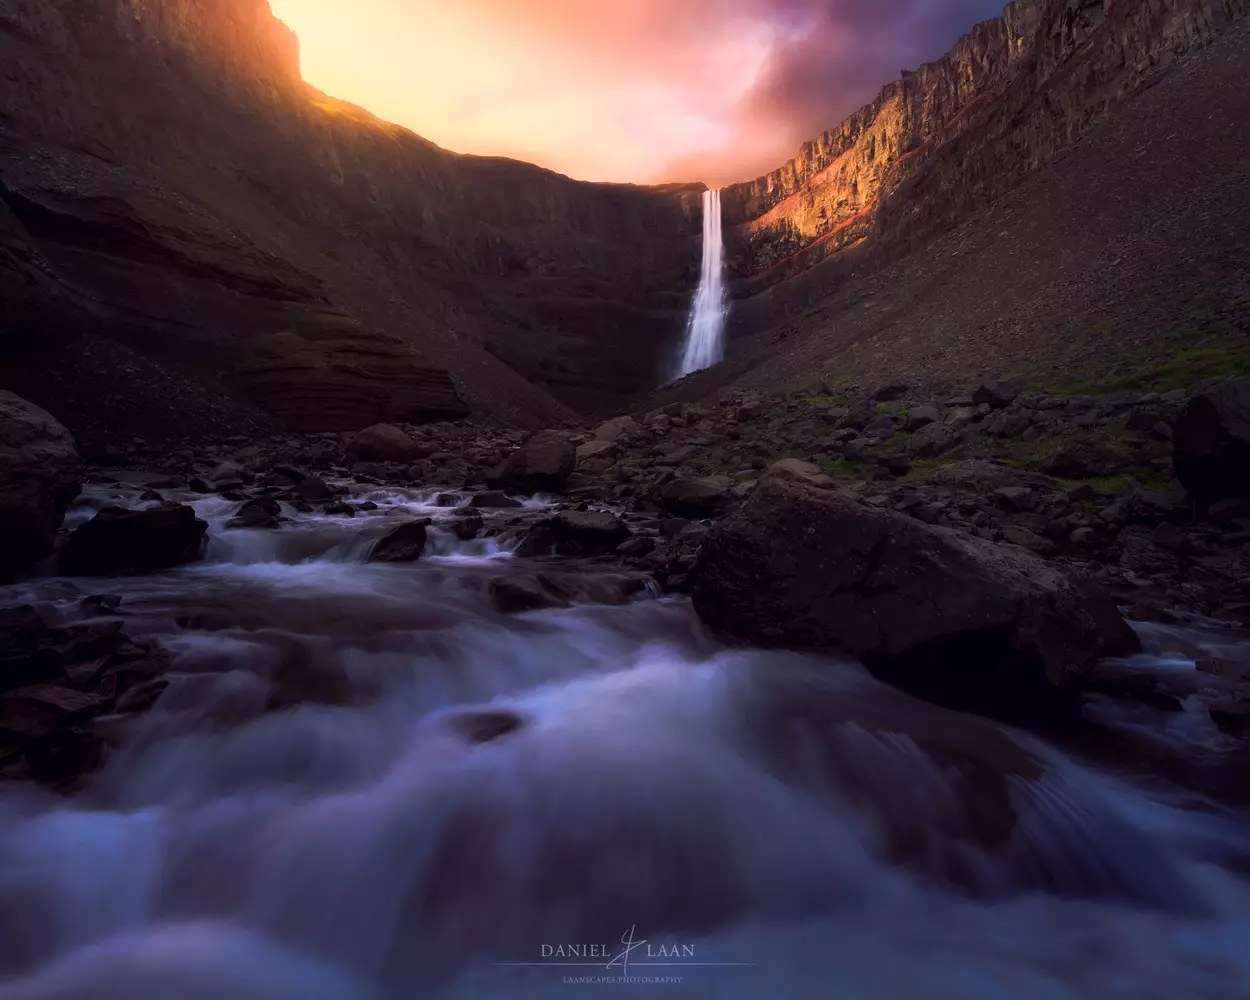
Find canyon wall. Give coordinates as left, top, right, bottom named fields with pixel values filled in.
left=723, top=0, right=1246, bottom=292
left=0, top=0, right=703, bottom=446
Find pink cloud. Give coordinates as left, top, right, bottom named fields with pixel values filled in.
left=269, top=0, right=1006, bottom=185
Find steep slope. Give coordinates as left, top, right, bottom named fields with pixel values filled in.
left=0, top=0, right=703, bottom=447
left=722, top=0, right=1246, bottom=292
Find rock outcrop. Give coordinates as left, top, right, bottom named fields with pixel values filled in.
left=723, top=0, right=1246, bottom=290
left=691, top=475, right=1140, bottom=719
left=59, top=504, right=208, bottom=575
left=0, top=391, right=82, bottom=580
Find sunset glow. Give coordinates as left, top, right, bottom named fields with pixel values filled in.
left=267, top=1, right=1007, bottom=185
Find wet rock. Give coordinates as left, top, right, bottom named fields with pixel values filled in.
left=972, top=379, right=1023, bottom=410
left=294, top=475, right=333, bottom=502
left=448, top=511, right=483, bottom=541
left=691, top=477, right=1140, bottom=721
left=1209, top=700, right=1250, bottom=735
left=468, top=491, right=523, bottom=509
left=0, top=391, right=83, bottom=581
left=488, top=571, right=651, bottom=613
left=445, top=709, right=526, bottom=744
left=658, top=476, right=733, bottom=519
left=368, top=520, right=429, bottom=563
left=347, top=424, right=422, bottom=463
left=229, top=496, right=284, bottom=529
left=515, top=511, right=630, bottom=558
left=25, top=728, right=107, bottom=784
left=59, top=505, right=208, bottom=575
left=486, top=431, right=576, bottom=495
left=1174, top=379, right=1250, bottom=510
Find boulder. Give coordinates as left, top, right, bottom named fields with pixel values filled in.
left=486, top=431, right=576, bottom=495
left=658, top=476, right=733, bottom=519
left=690, top=477, right=1140, bottom=720
left=294, top=476, right=333, bottom=502
left=59, top=505, right=207, bottom=576
left=1173, top=379, right=1250, bottom=510
left=972, top=379, right=1023, bottom=410
left=0, top=392, right=83, bottom=580
left=468, top=491, right=524, bottom=509
left=369, top=521, right=429, bottom=563
left=347, top=424, right=422, bottom=463
left=593, top=416, right=639, bottom=442
left=905, top=405, right=942, bottom=431
left=576, top=440, right=618, bottom=463
left=906, top=421, right=957, bottom=458
left=515, top=510, right=630, bottom=558
left=228, top=496, right=284, bottom=529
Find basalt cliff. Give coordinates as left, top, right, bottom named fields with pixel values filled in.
left=723, top=0, right=1247, bottom=289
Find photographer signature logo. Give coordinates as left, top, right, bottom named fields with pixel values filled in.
left=496, top=925, right=756, bottom=984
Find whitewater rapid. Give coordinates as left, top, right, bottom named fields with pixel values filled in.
left=675, top=188, right=727, bottom=379
left=1, top=481, right=1249, bottom=999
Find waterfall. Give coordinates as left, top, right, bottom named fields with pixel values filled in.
left=676, top=188, right=727, bottom=378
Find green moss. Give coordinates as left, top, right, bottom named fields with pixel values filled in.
left=897, top=459, right=943, bottom=482
left=819, top=459, right=860, bottom=480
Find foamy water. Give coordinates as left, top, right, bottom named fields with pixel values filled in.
left=1, top=482, right=1249, bottom=999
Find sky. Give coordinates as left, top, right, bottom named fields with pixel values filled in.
left=268, top=1, right=1007, bottom=186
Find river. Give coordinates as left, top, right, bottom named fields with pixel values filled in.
left=0, top=480, right=1248, bottom=999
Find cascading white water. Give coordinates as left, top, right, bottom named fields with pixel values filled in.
left=2, top=481, right=1250, bottom=999
left=675, top=188, right=727, bottom=378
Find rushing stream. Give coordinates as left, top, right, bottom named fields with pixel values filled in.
left=1, top=481, right=1249, bottom=999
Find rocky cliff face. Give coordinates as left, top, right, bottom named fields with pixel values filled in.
left=722, top=0, right=1246, bottom=291
left=0, top=0, right=703, bottom=445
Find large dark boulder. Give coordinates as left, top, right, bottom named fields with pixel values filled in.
left=1173, top=379, right=1250, bottom=510
left=369, top=521, right=429, bottom=563
left=658, top=476, right=733, bottom=519
left=691, top=476, right=1140, bottom=720
left=0, top=392, right=82, bottom=581
left=485, top=431, right=575, bottom=495
left=347, top=423, right=422, bottom=463
left=59, top=504, right=208, bottom=576
left=514, top=510, right=630, bottom=558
